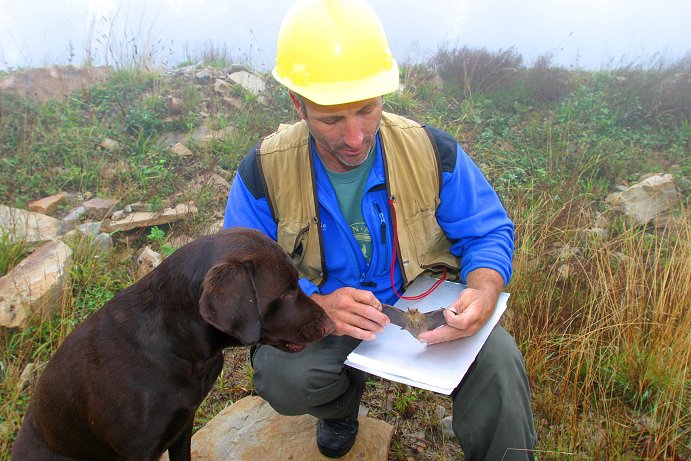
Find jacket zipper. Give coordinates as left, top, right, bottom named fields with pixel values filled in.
left=374, top=202, right=387, bottom=245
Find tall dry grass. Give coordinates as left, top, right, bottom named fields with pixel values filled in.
left=509, top=185, right=689, bottom=458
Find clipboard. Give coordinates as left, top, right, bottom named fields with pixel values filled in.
left=344, top=276, right=509, bottom=394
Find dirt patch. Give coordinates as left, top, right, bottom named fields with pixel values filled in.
left=0, top=65, right=111, bottom=101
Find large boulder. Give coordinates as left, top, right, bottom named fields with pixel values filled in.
left=605, top=174, right=679, bottom=226
left=0, top=240, right=72, bottom=329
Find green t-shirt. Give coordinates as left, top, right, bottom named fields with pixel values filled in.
left=325, top=149, right=376, bottom=263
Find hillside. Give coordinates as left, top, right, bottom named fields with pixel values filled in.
left=1, top=50, right=689, bottom=459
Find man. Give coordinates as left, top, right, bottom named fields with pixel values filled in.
left=223, top=0, right=536, bottom=459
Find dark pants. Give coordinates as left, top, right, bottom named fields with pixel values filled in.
left=251, top=325, right=536, bottom=461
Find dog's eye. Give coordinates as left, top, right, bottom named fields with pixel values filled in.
left=266, top=290, right=297, bottom=314
left=281, top=292, right=297, bottom=304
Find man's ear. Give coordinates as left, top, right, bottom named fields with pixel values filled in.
left=199, top=262, right=262, bottom=345
left=289, top=91, right=306, bottom=119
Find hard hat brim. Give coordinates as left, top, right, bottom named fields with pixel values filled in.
left=272, top=62, right=399, bottom=106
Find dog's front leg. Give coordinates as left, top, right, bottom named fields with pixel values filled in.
left=166, top=422, right=192, bottom=461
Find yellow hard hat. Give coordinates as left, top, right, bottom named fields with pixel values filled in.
left=272, top=0, right=399, bottom=105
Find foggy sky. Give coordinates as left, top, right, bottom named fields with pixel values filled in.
left=0, top=0, right=689, bottom=71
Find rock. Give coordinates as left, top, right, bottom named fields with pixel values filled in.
left=171, top=142, right=194, bottom=157
left=228, top=71, right=266, bottom=96
left=195, top=68, right=214, bottom=83
left=99, top=138, right=120, bottom=151
left=188, top=173, right=231, bottom=196
left=77, top=222, right=102, bottom=238
left=593, top=212, right=610, bottom=229
left=16, top=362, right=37, bottom=392
left=191, top=125, right=211, bottom=141
left=213, top=78, right=235, bottom=98
left=605, top=174, right=678, bottom=226
left=164, top=95, right=185, bottom=115
left=156, top=131, right=188, bottom=149
left=83, top=198, right=118, bottom=221
left=102, top=203, right=197, bottom=233
left=0, top=205, right=59, bottom=243
left=92, top=233, right=113, bottom=252
left=161, top=396, right=393, bottom=461
left=111, top=210, right=126, bottom=221
left=144, top=200, right=172, bottom=211
left=197, top=126, right=237, bottom=149
left=201, top=219, right=224, bottom=236
left=0, top=240, right=72, bottom=329
left=222, top=96, right=244, bottom=110
left=0, top=65, right=110, bottom=101
left=26, top=193, right=67, bottom=215
left=59, top=205, right=87, bottom=233
left=136, top=246, right=162, bottom=279
left=164, top=63, right=201, bottom=77
left=441, top=416, right=456, bottom=440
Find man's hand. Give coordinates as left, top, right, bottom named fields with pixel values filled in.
left=417, top=268, right=504, bottom=345
left=312, top=287, right=390, bottom=340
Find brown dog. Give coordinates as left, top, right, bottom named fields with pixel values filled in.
left=12, top=227, right=335, bottom=461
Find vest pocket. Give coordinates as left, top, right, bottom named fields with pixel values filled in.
left=276, top=219, right=322, bottom=281
left=404, top=200, right=450, bottom=267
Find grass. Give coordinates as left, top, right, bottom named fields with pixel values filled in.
left=0, top=45, right=689, bottom=460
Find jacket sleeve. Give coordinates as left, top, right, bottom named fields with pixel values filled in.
left=223, top=151, right=321, bottom=297
left=436, top=144, right=514, bottom=286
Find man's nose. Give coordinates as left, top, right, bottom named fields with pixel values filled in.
left=342, top=118, right=364, bottom=148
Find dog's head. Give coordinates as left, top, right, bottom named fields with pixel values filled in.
left=198, top=228, right=335, bottom=352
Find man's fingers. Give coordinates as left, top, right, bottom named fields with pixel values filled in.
left=418, top=325, right=469, bottom=344
left=443, top=307, right=458, bottom=322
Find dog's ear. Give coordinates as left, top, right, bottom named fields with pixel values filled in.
left=199, top=261, right=262, bottom=345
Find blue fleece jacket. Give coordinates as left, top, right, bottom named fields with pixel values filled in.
left=223, top=125, right=514, bottom=305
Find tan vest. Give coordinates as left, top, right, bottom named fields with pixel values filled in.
left=257, top=112, right=460, bottom=287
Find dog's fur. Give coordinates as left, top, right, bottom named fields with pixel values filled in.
left=12, top=228, right=335, bottom=461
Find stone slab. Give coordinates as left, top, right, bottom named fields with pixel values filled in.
left=102, top=203, right=197, bottom=232
left=161, top=396, right=393, bottom=461
left=0, top=205, right=59, bottom=243
left=26, top=193, right=67, bottom=215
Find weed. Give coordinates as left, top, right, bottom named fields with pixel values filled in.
left=0, top=232, right=31, bottom=277
left=146, top=226, right=174, bottom=257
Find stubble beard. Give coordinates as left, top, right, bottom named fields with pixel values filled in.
left=310, top=129, right=377, bottom=170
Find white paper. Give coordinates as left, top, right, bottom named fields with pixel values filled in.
left=345, top=276, right=509, bottom=394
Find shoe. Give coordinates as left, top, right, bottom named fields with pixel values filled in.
left=316, top=416, right=359, bottom=458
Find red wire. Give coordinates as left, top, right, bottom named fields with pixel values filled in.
left=388, top=198, right=447, bottom=300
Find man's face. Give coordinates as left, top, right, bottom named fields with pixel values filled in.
left=291, top=94, right=383, bottom=173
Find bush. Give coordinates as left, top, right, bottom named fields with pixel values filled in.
left=520, top=54, right=579, bottom=105
left=430, top=45, right=523, bottom=98
left=596, top=54, right=691, bottom=129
